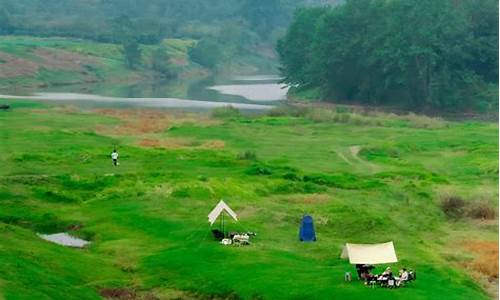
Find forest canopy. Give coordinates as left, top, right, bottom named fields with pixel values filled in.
left=278, top=0, right=499, bottom=112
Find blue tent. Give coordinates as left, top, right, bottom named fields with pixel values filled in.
left=299, top=215, right=316, bottom=242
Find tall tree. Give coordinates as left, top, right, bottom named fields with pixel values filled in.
left=112, top=16, right=142, bottom=69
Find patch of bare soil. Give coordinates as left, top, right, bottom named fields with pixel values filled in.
left=137, top=138, right=225, bottom=150
left=94, top=109, right=219, bottom=136
left=33, top=48, right=99, bottom=71
left=350, top=145, right=361, bottom=156
left=0, top=48, right=100, bottom=78
left=0, top=52, right=39, bottom=77
left=463, top=241, right=499, bottom=280
left=462, top=240, right=499, bottom=298
left=100, top=288, right=137, bottom=300
left=95, top=109, right=173, bottom=135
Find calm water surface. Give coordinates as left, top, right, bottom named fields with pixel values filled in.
left=0, top=74, right=287, bottom=110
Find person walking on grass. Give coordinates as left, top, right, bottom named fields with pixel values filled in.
left=111, top=149, right=119, bottom=166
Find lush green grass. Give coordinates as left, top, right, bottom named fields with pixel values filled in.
left=0, top=101, right=497, bottom=299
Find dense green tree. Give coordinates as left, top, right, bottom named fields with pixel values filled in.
left=112, top=16, right=142, bottom=69
left=277, top=8, right=326, bottom=87
left=122, top=42, right=142, bottom=69
left=188, top=38, right=221, bottom=69
left=278, top=0, right=499, bottom=112
left=151, top=45, right=176, bottom=78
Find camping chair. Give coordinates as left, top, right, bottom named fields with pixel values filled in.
left=211, top=229, right=225, bottom=241
left=387, top=278, right=396, bottom=289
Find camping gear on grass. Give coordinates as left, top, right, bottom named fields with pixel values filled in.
left=341, top=241, right=398, bottom=264
left=299, top=215, right=316, bottom=242
left=221, top=238, right=232, bottom=245
left=211, top=229, right=225, bottom=241
left=232, top=234, right=250, bottom=245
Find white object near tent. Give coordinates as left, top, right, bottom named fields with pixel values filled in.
left=208, top=200, right=238, bottom=226
left=341, top=241, right=398, bottom=264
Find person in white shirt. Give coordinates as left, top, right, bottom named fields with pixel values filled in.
left=111, top=149, right=119, bottom=166
left=396, top=268, right=409, bottom=286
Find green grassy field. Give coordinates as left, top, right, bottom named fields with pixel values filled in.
left=0, top=101, right=497, bottom=299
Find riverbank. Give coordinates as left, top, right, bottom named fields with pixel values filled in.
left=0, top=101, right=497, bottom=299
left=286, top=87, right=499, bottom=122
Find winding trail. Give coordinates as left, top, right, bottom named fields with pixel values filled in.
left=335, top=145, right=380, bottom=173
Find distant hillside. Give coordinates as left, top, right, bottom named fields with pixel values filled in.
left=0, top=36, right=203, bottom=91
left=0, top=0, right=343, bottom=74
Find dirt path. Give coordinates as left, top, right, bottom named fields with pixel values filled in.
left=335, top=145, right=379, bottom=173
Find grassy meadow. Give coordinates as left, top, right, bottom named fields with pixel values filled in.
left=0, top=101, right=498, bottom=299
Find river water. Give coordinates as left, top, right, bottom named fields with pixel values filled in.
left=0, top=74, right=288, bottom=111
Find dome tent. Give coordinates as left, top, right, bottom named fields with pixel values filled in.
left=299, top=215, right=316, bottom=242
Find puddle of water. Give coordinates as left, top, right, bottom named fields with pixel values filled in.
left=37, top=232, right=90, bottom=248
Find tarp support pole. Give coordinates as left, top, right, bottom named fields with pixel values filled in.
left=221, top=211, right=225, bottom=237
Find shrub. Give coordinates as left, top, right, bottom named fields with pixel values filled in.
left=282, top=172, right=301, bottom=181
left=403, top=113, right=447, bottom=129
left=237, top=150, right=257, bottom=160
left=466, top=201, right=496, bottom=220
left=244, top=165, right=272, bottom=176
left=440, top=196, right=466, bottom=218
left=211, top=106, right=240, bottom=119
left=335, top=106, right=352, bottom=113
left=305, top=108, right=336, bottom=122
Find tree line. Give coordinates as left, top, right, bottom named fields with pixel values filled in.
left=0, top=0, right=338, bottom=72
left=278, top=0, right=498, bottom=112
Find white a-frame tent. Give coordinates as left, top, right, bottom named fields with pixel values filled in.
left=208, top=200, right=238, bottom=233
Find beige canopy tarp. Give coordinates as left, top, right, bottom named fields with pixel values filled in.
left=341, top=241, right=398, bottom=264
left=208, top=200, right=238, bottom=225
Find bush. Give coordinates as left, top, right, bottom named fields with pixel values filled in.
left=466, top=201, right=496, bottom=220
left=305, top=108, right=336, bottom=122
left=237, top=150, right=257, bottom=160
left=282, top=172, right=301, bottom=181
left=402, top=113, right=447, bottom=129
left=440, top=196, right=466, bottom=218
left=211, top=106, right=241, bottom=119
left=244, top=164, right=272, bottom=176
